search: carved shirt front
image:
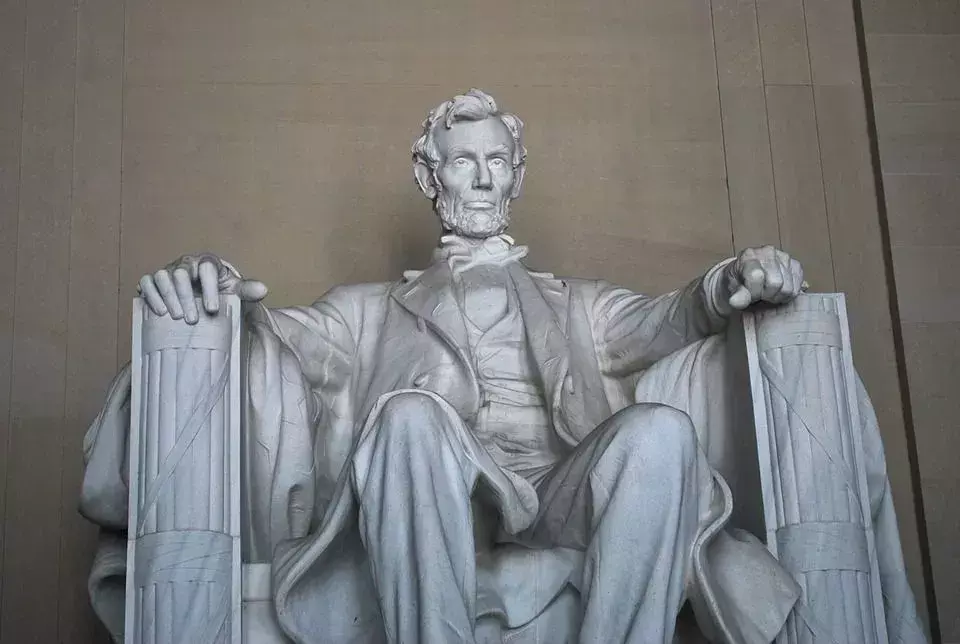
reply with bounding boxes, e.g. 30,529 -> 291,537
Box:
454,263 -> 567,483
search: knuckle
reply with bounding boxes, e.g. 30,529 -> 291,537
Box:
198,254 -> 220,269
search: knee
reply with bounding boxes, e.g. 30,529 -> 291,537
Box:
372,391 -> 449,448
379,390 -> 445,421
609,403 -> 697,466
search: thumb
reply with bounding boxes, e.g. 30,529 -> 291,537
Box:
236,279 -> 268,302
728,284 -> 753,310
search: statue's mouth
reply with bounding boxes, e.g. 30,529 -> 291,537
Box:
465,201 -> 495,209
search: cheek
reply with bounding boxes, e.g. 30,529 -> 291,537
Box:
495,172 -> 515,197
438,173 -> 469,198
437,167 -> 470,187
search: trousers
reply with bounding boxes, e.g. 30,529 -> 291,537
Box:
350,390 -> 712,644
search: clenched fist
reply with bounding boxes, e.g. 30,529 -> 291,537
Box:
722,246 -> 805,311
137,253 -> 268,324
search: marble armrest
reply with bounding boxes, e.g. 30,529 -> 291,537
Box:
125,295 -> 243,644
742,293 -> 889,643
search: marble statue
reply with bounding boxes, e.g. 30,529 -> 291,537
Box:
80,89 -> 927,643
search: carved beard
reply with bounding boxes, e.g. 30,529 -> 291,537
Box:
435,191 -> 511,239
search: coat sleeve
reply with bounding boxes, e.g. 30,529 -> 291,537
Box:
592,259 -> 733,377
243,287 -> 359,560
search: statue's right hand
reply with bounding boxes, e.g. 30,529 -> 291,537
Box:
138,253 -> 268,324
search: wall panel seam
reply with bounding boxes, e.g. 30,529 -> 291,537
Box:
0,0 -> 29,622
754,0 -> 785,245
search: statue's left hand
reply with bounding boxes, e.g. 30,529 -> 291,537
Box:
723,245 -> 805,311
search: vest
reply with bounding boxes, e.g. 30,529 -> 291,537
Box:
454,267 -> 568,483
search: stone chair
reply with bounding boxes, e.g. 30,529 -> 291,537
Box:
79,293 -> 925,643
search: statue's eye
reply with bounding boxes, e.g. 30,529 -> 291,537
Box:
453,157 -> 470,168
489,158 -> 506,169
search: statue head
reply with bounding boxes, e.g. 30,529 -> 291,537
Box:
412,89 -> 527,238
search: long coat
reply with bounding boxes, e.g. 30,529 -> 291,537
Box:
239,259 -> 797,643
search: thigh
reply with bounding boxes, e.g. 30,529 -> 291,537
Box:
518,403 -> 694,549
356,389 -> 542,536
516,406 -> 639,549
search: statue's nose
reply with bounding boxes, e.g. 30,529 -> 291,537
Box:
473,163 -> 492,189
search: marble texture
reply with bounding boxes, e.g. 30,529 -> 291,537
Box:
124,296 -> 242,643
744,295 -> 888,642
77,89 -> 927,643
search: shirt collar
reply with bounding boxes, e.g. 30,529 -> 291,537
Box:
432,233 -> 529,274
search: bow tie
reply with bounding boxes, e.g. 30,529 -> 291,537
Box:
432,234 -> 530,274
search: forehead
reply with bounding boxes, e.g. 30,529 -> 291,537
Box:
434,117 -> 514,157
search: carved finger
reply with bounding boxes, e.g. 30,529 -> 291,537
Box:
791,258 -> 805,290
728,285 -> 753,310
198,260 -> 220,314
173,267 -> 199,324
759,259 -> 783,300
772,268 -> 796,303
154,270 -> 184,319
740,258 -> 766,302
237,279 -> 269,302
139,275 -> 168,316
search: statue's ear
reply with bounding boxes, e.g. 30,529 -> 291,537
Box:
413,160 -> 438,200
511,162 -> 526,199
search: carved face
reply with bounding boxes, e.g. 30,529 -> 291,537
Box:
432,117 -> 519,238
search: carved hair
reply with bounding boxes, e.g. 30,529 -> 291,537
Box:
411,89 -> 527,191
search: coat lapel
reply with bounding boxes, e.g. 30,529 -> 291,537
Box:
507,263 -> 569,355
507,264 -> 578,442
510,264 -> 611,445
392,261 -> 471,356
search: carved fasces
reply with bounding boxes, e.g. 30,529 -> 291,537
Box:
125,295 -> 242,644
744,294 -> 888,644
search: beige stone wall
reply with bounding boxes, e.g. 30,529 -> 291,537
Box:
0,0 -> 932,639
862,0 -> 960,641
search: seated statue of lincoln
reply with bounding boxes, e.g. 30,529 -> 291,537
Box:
81,88 -> 925,644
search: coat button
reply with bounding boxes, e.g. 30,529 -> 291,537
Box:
564,374 -> 575,394
413,374 -> 428,388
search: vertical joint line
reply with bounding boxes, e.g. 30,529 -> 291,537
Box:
54,1 -> 83,639
707,0 -> 737,256
850,0 -> 941,639
754,0 -> 784,247
800,0 -> 840,291
116,0 -> 128,373
0,0 -> 32,626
